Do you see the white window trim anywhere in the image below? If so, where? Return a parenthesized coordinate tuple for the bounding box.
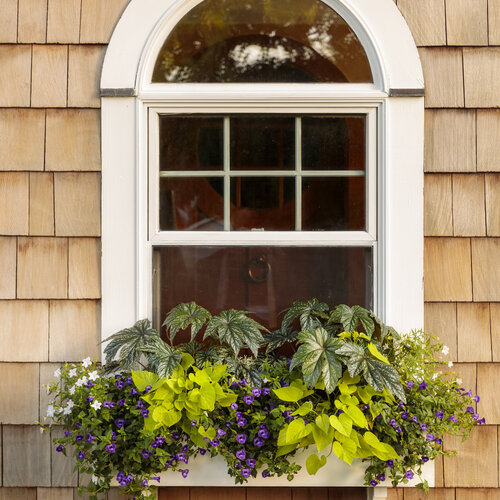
(101, 0, 424, 353)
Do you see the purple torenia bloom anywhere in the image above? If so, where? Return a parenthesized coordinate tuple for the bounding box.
(478, 417, 486, 425)
(241, 468, 251, 478)
(141, 479, 148, 486)
(237, 417, 247, 427)
(199, 448, 207, 455)
(236, 449, 246, 460)
(226, 421, 233, 428)
(397, 401, 405, 408)
(106, 443, 116, 453)
(262, 387, 271, 396)
(435, 438, 442, 445)
(472, 413, 479, 421)
(426, 433, 435, 441)
(145, 385, 151, 393)
(116, 380, 125, 389)
(234, 461, 241, 469)
(115, 418, 126, 428)
(422, 456, 429, 463)
(389, 418, 397, 427)
(137, 400, 146, 409)
(130, 388, 138, 396)
(262, 471, 270, 478)
(239, 379, 247, 386)
(217, 429, 226, 437)
(86, 433, 95, 443)
(473, 395, 480, 403)
(405, 471, 414, 480)
(435, 411, 444, 420)
(111, 432, 117, 441)
(181, 469, 189, 478)
(153, 476, 161, 482)
(466, 406, 474, 414)
(75, 435, 83, 442)
(235, 411, 242, 418)
(362, 404, 370, 411)
(182, 444, 189, 452)
(420, 423, 428, 431)
(370, 480, 378, 487)
(77, 450, 86, 460)
(236, 433, 247, 444)
(406, 381, 415, 389)
(449, 415, 458, 423)
(210, 439, 220, 447)
(252, 388, 261, 397)
(253, 437, 264, 447)
(126, 376, 133, 385)
(56, 444, 63, 452)
(142, 449, 152, 458)
(410, 416, 418, 423)
(86, 396, 94, 403)
(74, 423, 81, 429)
(176, 453, 187, 462)
(376, 473, 385, 482)
(419, 381, 428, 390)
(246, 458, 257, 468)
(141, 409, 149, 418)
(243, 395, 254, 405)
(191, 420, 197, 426)
(258, 428, 270, 439)
(401, 412, 409, 419)
(64, 431, 72, 437)
(103, 401, 115, 408)
(171, 432, 181, 441)
(386, 460, 394, 468)
(395, 426, 402, 433)
(118, 399, 125, 406)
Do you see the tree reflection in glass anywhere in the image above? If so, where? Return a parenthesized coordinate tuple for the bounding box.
(152, 0, 372, 83)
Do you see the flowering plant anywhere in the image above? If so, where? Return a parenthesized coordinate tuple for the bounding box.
(41, 301, 483, 499)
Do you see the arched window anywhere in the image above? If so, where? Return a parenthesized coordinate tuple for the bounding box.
(101, 0, 424, 358)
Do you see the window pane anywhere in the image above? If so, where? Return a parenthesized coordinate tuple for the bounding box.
(154, 246, 373, 336)
(152, 0, 373, 83)
(160, 178, 224, 230)
(160, 116, 223, 171)
(302, 116, 366, 171)
(302, 177, 365, 230)
(230, 177, 295, 230)
(230, 116, 295, 170)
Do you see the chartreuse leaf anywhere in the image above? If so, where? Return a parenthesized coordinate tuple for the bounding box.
(345, 405, 368, 429)
(132, 370, 159, 392)
(276, 444, 298, 457)
(198, 383, 216, 410)
(312, 424, 334, 452)
(285, 419, 312, 444)
(315, 414, 330, 434)
(152, 406, 181, 428)
(332, 437, 357, 465)
(273, 385, 304, 403)
(204, 309, 267, 356)
(292, 401, 314, 417)
(305, 454, 327, 475)
(163, 302, 211, 342)
(330, 414, 352, 437)
(290, 327, 343, 393)
(367, 342, 390, 364)
(363, 432, 399, 460)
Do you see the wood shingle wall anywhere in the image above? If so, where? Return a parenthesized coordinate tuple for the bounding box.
(0, 0, 498, 498)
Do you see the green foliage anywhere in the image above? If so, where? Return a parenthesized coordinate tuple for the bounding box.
(281, 298, 329, 330)
(138, 337, 183, 378)
(163, 302, 211, 343)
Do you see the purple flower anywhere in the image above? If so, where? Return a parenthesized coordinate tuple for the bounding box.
(77, 450, 85, 460)
(478, 417, 486, 425)
(246, 458, 257, 468)
(419, 381, 428, 390)
(182, 444, 189, 452)
(103, 401, 115, 408)
(410, 416, 418, 423)
(465, 390, 472, 397)
(435, 411, 444, 420)
(145, 385, 151, 393)
(86, 433, 95, 443)
(473, 395, 480, 403)
(283, 410, 293, 420)
(126, 376, 133, 385)
(137, 400, 146, 409)
(86, 396, 94, 403)
(226, 421, 233, 428)
(64, 431, 72, 437)
(376, 473, 385, 482)
(130, 388, 138, 396)
(253, 437, 264, 447)
(420, 423, 428, 431)
(74, 423, 81, 429)
(397, 401, 405, 408)
(181, 469, 189, 478)
(199, 448, 207, 455)
(171, 432, 181, 441)
(435, 438, 442, 445)
(241, 468, 251, 478)
(153, 476, 161, 482)
(234, 461, 242, 469)
(141, 409, 149, 418)
(176, 453, 187, 462)
(258, 428, 270, 439)
(426, 433, 435, 441)
(111, 432, 117, 441)
(106, 443, 116, 453)
(362, 404, 370, 411)
(466, 406, 474, 414)
(406, 381, 414, 389)
(116, 380, 125, 389)
(142, 449, 152, 458)
(152, 436, 165, 448)
(262, 471, 270, 478)
(141, 479, 148, 486)
(235, 411, 242, 418)
(237, 418, 247, 427)
(389, 418, 397, 427)
(118, 399, 125, 406)
(239, 379, 247, 386)
(210, 439, 220, 447)
(269, 403, 276, 410)
(75, 434, 83, 442)
(252, 388, 261, 397)
(370, 480, 378, 487)
(217, 429, 226, 437)
(422, 456, 429, 463)
(262, 387, 271, 396)
(395, 426, 402, 434)
(236, 449, 246, 460)
(405, 471, 414, 480)
(243, 395, 254, 405)
(56, 444, 63, 452)
(449, 415, 458, 423)
(236, 433, 247, 444)
(191, 420, 197, 426)
(115, 418, 126, 428)
(386, 460, 394, 468)
(472, 413, 479, 421)
(401, 412, 409, 419)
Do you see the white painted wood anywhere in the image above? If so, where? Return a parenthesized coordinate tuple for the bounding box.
(368, 487, 388, 500)
(101, 0, 423, 93)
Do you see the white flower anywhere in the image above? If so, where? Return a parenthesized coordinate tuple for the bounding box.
(91, 475, 100, 484)
(448, 361, 454, 368)
(82, 357, 92, 368)
(69, 385, 76, 395)
(432, 373, 439, 380)
(442, 345, 449, 356)
(456, 378, 463, 384)
(53, 368, 61, 378)
(63, 406, 72, 415)
(91, 400, 102, 411)
(66, 400, 75, 409)
(69, 368, 77, 377)
(88, 370, 99, 381)
(46, 405, 55, 417)
(75, 376, 88, 387)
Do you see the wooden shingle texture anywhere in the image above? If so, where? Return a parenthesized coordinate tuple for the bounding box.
(18, 0, 47, 43)
(477, 110, 500, 172)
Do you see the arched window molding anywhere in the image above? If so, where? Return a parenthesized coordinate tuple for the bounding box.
(101, 0, 424, 351)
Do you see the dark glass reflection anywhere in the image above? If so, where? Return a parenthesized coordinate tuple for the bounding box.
(152, 0, 373, 83)
(160, 177, 224, 230)
(154, 246, 372, 336)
